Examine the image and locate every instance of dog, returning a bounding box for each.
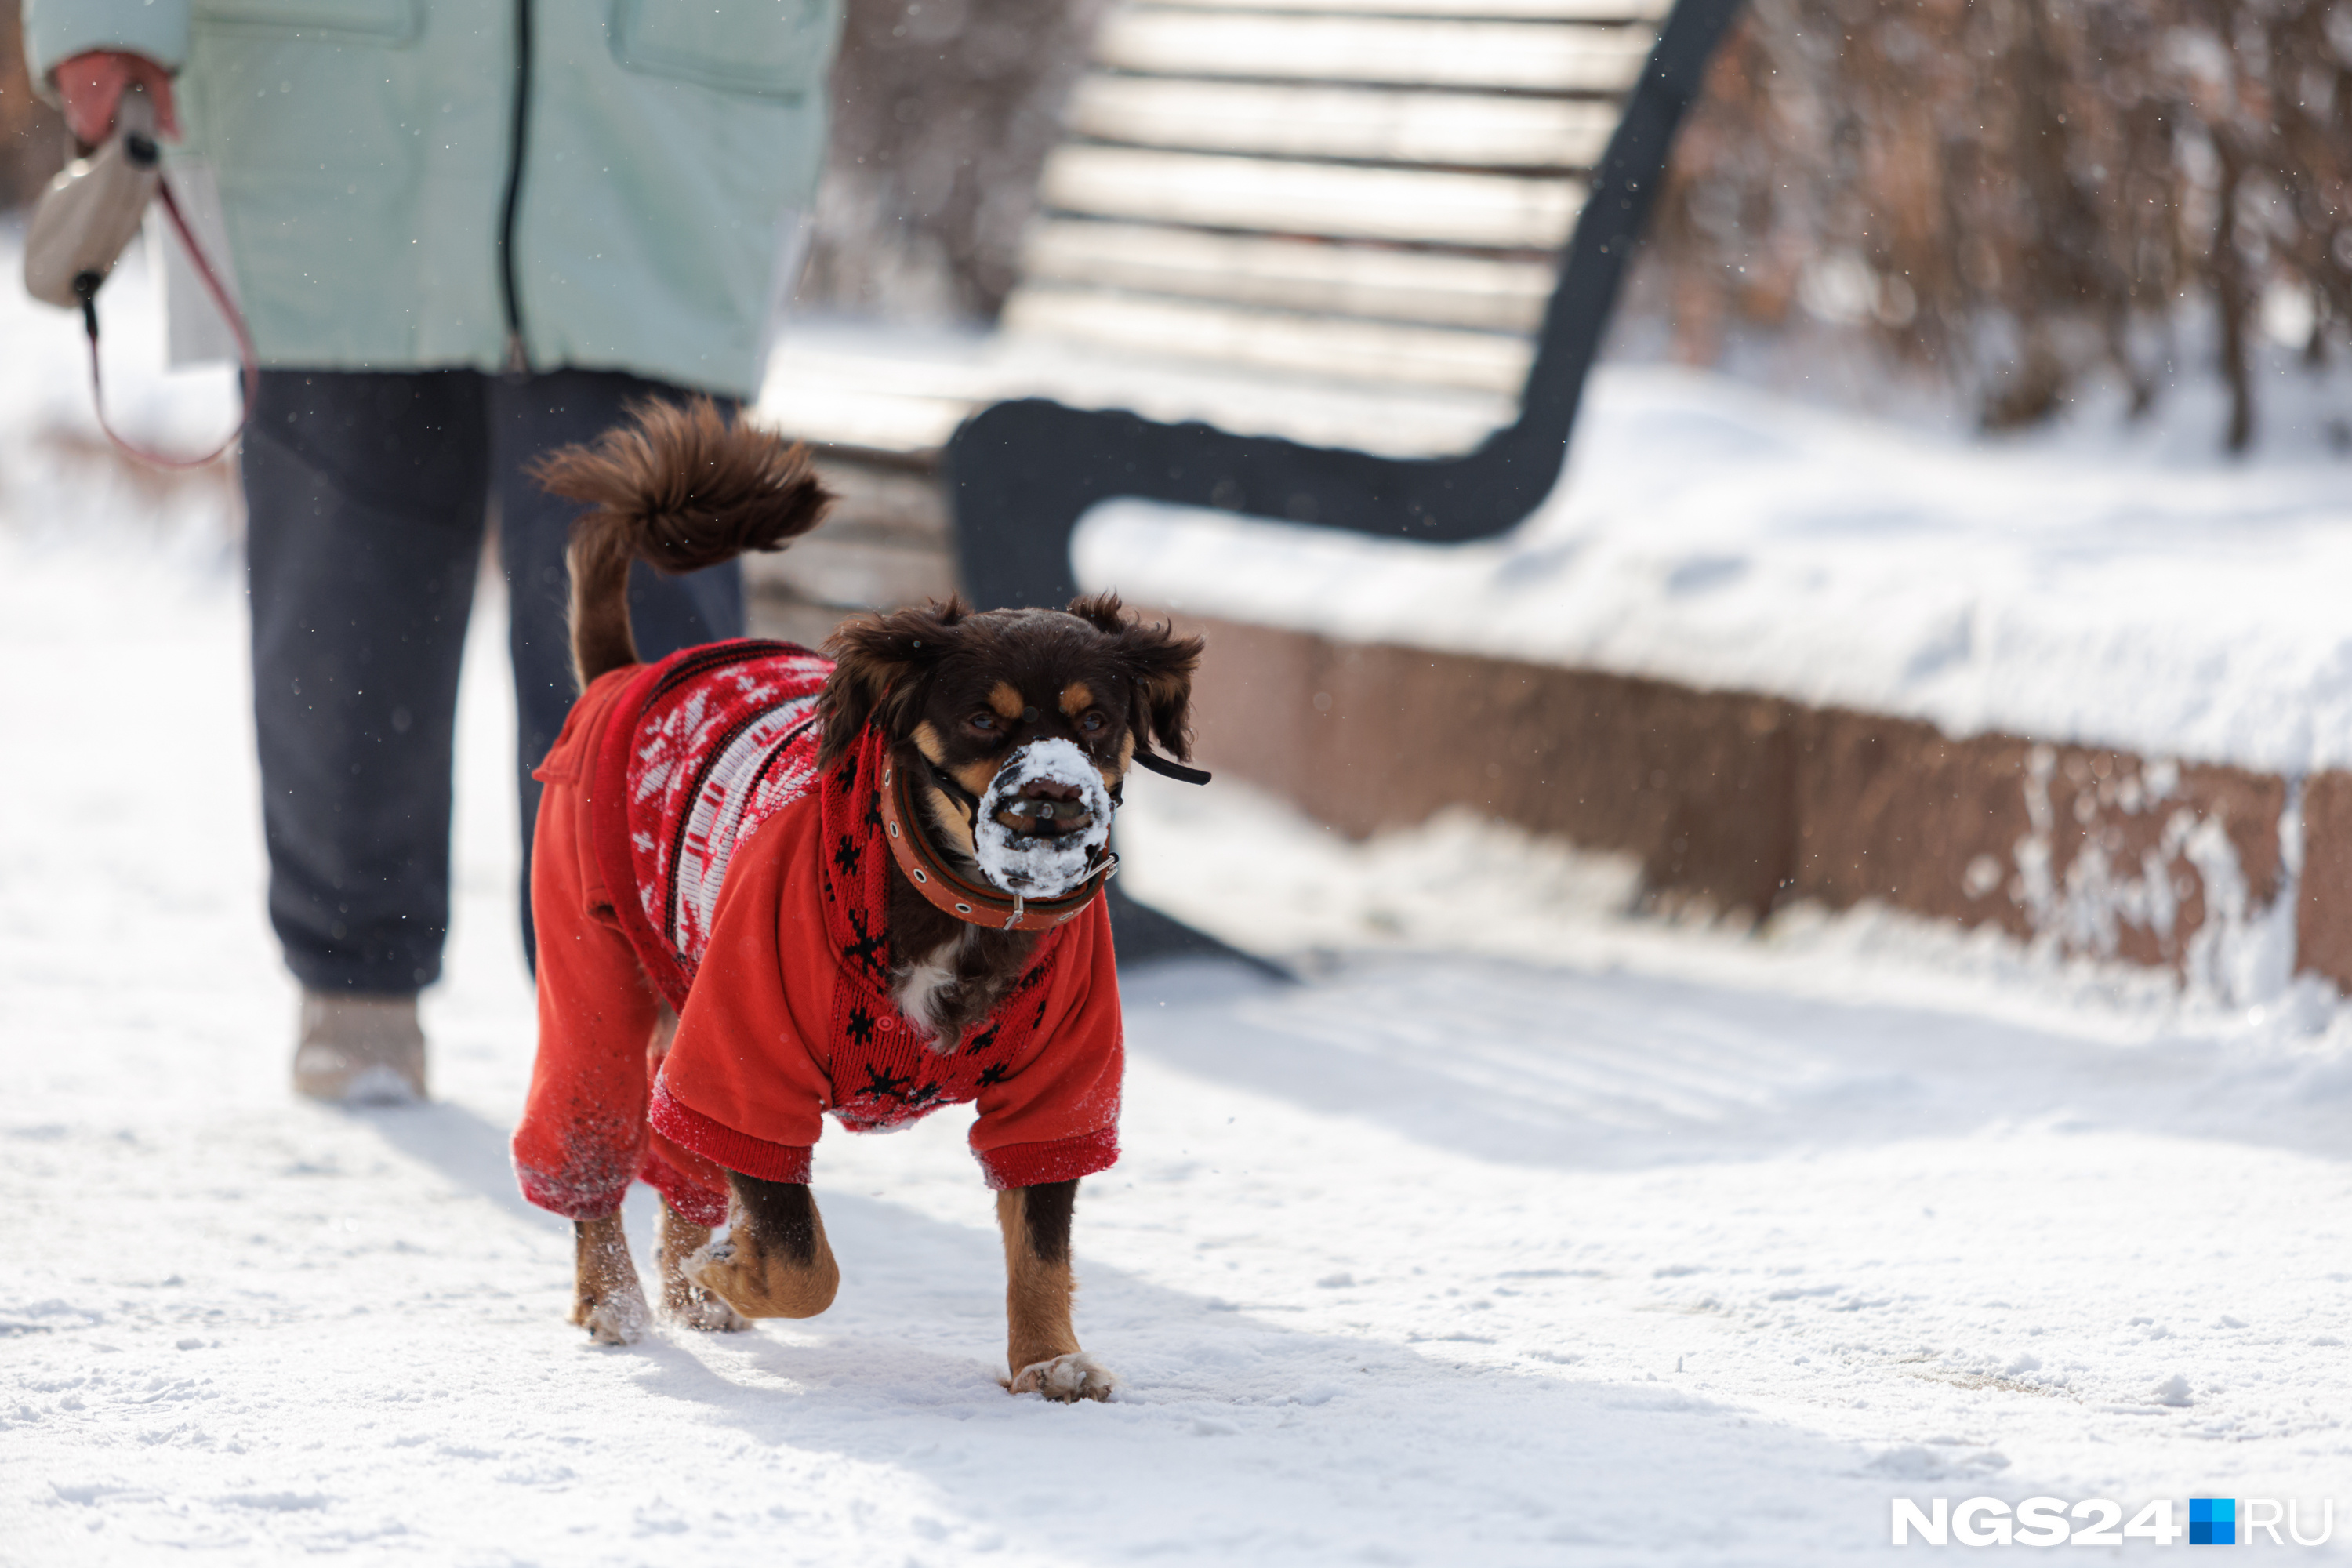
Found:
[507,399,1203,1402]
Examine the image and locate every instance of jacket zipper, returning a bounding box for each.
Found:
[496,0,534,373]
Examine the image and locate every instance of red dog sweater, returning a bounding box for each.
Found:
[511,641,1123,1227]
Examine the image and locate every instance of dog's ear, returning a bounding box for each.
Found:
[818,596,970,767]
[1069,590,1127,638]
[1071,593,1205,763]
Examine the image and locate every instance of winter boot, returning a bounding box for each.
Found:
[292,990,427,1103]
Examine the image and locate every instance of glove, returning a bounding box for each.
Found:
[53,50,180,147]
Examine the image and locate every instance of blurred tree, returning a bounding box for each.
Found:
[798,0,1108,321]
[1642,0,2352,448]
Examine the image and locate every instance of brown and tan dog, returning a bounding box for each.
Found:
[511,400,1202,1401]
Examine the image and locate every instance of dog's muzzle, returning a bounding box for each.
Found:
[972,739,1113,898]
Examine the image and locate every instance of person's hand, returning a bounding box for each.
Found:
[53,50,181,147]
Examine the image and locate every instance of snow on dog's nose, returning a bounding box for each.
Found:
[974,739,1112,897]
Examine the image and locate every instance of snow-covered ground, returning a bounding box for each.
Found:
[7,508,2352,1563]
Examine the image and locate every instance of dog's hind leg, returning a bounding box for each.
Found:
[685,1174,840,1319]
[998,1181,1115,1402]
[656,1200,750,1331]
[571,1213,651,1345]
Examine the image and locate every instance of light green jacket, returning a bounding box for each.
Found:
[24,0,840,397]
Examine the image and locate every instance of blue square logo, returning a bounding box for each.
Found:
[2190,1498,2237,1545]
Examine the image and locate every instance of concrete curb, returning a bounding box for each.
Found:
[1167,614,2336,992]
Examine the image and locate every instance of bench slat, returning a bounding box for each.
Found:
[1094,12,1655,92]
[750,535,960,610]
[759,380,975,456]
[758,318,1523,457]
[1022,220,1552,330]
[1039,146,1585,249]
[1003,284,1534,392]
[1065,78,1621,168]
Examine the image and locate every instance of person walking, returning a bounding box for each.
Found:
[23,2,842,1102]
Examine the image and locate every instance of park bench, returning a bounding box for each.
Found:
[752,0,1741,635]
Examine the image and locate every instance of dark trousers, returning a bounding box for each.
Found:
[244,368,744,994]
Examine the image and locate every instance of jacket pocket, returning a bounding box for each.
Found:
[608,0,840,100]
[192,0,421,42]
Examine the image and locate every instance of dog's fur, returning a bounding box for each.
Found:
[532,399,1202,1398]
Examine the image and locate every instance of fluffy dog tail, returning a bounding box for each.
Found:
[534,397,833,689]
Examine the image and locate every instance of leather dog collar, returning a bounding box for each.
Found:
[878,753,1115,932]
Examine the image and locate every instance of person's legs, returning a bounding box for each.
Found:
[492,371,746,969]
[244,370,491,1009]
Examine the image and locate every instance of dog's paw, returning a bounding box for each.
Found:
[1011,1352,1117,1403]
[662,1276,751,1333]
[681,1239,739,1302]
[575,1280,650,1347]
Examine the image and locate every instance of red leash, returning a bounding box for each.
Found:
[76,176,260,471]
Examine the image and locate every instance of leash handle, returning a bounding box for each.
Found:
[81,175,260,472]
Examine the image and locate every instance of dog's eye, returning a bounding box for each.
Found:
[1081,712,1105,733]
[967,712,996,732]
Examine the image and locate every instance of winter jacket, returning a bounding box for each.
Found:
[22,0,840,397]
[511,643,1123,1227]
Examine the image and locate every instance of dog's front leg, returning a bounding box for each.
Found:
[571,1213,651,1345]
[685,1174,840,1319]
[999,1181,1116,1402]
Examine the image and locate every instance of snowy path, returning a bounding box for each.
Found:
[5,541,2352,1565]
